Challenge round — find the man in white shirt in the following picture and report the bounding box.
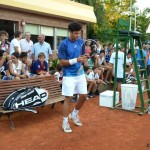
[20,32,33,59]
[109,48,124,99]
[9,31,22,55]
[31,34,52,63]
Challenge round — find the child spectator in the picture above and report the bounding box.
[84,66,96,98]
[8,52,28,79]
[54,64,63,84]
[20,52,33,76]
[31,52,50,76]
[0,50,11,80]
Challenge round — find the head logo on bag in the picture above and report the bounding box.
[3,87,49,113]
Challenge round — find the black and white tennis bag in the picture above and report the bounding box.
[3,87,49,113]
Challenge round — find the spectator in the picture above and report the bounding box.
[107,43,113,52]
[135,48,147,78]
[8,52,28,79]
[20,32,33,59]
[84,51,97,69]
[0,50,11,80]
[31,52,50,76]
[54,64,63,84]
[109,48,124,100]
[20,52,33,76]
[31,34,52,64]
[126,49,132,65]
[96,50,112,83]
[105,49,113,63]
[96,40,102,54]
[10,31,22,55]
[85,40,91,55]
[0,30,9,53]
[84,66,96,98]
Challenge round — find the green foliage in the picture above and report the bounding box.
[71,0,150,42]
[136,8,150,41]
[49,59,59,71]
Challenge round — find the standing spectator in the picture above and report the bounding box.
[0,30,9,54]
[31,34,52,64]
[9,31,22,55]
[20,32,33,59]
[109,48,124,100]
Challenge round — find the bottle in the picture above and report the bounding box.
[148,104,150,114]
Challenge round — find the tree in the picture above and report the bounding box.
[71,0,149,43]
[136,8,150,41]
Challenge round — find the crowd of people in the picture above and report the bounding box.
[0,30,52,80]
[0,29,150,94]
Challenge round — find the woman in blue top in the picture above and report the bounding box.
[58,22,88,133]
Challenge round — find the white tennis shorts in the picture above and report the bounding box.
[62,74,87,96]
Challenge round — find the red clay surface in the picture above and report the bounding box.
[0,95,150,150]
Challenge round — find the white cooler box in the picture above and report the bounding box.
[99,90,119,107]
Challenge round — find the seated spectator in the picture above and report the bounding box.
[85,41,91,55]
[105,49,113,64]
[125,64,136,84]
[0,50,11,80]
[84,66,96,98]
[8,52,28,79]
[20,52,34,77]
[84,51,97,69]
[96,40,102,54]
[96,50,112,83]
[54,64,63,84]
[31,52,50,76]
[126,49,132,65]
[0,30,9,54]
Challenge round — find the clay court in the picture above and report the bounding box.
[0,95,150,150]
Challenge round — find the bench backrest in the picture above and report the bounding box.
[0,75,64,108]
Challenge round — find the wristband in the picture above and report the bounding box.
[69,58,77,65]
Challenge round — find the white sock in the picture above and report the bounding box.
[72,108,79,116]
[63,117,68,123]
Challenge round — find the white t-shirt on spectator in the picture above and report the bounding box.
[1,43,8,51]
[126,56,132,64]
[31,41,52,63]
[86,71,99,80]
[109,51,124,78]
[99,56,105,65]
[20,39,33,58]
[10,38,21,55]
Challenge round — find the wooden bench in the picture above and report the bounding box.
[0,75,65,128]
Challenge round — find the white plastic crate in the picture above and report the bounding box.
[99,90,119,107]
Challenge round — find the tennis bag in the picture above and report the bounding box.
[3,87,49,113]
